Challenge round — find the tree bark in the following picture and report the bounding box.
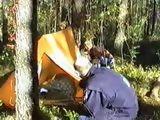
[74,0,83,13]
[151,0,156,35]
[0,0,2,42]
[15,0,34,119]
[0,0,3,53]
[54,0,58,32]
[31,0,39,119]
[114,0,128,56]
[146,0,150,36]
[0,1,8,54]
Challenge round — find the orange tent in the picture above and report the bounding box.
[0,27,83,108]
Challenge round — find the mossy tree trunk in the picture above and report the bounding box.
[114,0,128,56]
[15,0,35,119]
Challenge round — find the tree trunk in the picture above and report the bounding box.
[31,0,39,119]
[114,0,128,56]
[0,1,8,53]
[0,0,3,53]
[54,0,57,32]
[151,0,156,35]
[146,0,150,36]
[0,0,2,42]
[15,0,34,119]
[74,0,83,13]
[100,19,104,47]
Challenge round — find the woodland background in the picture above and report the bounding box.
[0,0,160,120]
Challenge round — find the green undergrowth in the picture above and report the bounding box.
[115,58,160,120]
[0,101,79,120]
[0,58,160,119]
[115,59,160,96]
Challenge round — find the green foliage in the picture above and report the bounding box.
[0,113,14,120]
[126,17,146,45]
[0,59,160,119]
[38,1,56,34]
[128,46,140,62]
[40,105,62,120]
[0,47,14,67]
[40,102,79,120]
[0,105,15,120]
[124,44,140,63]
[63,108,79,120]
[115,58,160,119]
[0,0,160,119]
[115,58,160,96]
[105,3,119,22]
[83,1,119,43]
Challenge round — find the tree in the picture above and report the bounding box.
[0,0,8,54]
[0,0,2,42]
[0,0,3,53]
[114,0,128,56]
[151,0,156,35]
[15,0,38,119]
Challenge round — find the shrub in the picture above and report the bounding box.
[115,58,160,96]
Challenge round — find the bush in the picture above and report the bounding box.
[115,59,160,96]
[40,102,79,120]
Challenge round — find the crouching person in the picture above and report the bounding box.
[74,56,138,120]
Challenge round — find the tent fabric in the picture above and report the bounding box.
[0,27,82,108]
[37,27,81,84]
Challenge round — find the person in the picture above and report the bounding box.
[89,46,115,69]
[74,56,138,120]
[80,40,115,69]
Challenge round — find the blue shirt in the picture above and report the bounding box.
[80,67,138,120]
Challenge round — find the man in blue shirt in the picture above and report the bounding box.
[74,56,138,120]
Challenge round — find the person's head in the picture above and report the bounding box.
[74,55,92,77]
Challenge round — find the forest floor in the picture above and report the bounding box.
[0,64,160,120]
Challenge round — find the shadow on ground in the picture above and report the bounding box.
[1,91,160,120]
[137,96,160,120]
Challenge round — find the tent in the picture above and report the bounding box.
[0,27,83,108]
